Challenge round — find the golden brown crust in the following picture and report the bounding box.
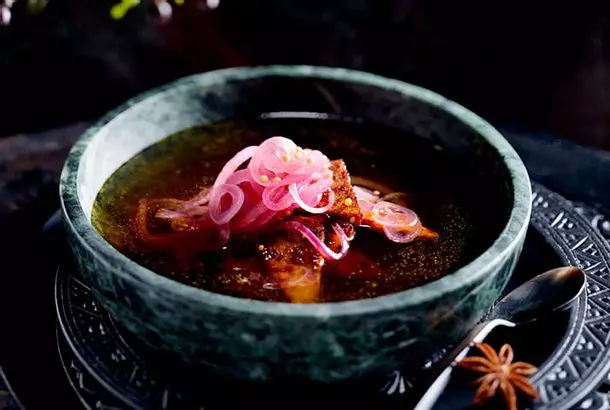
[325,159,362,224]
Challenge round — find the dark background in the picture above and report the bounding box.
[1,0,610,150]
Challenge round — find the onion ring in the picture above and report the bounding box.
[208,184,245,225]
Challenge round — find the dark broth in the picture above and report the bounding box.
[92,115,495,302]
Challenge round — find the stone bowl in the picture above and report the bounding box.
[59,66,531,383]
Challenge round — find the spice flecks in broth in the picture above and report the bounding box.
[92,116,483,303]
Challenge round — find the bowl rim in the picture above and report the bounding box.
[60,65,532,318]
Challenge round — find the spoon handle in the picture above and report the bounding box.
[412,318,515,410]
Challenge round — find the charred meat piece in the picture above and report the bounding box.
[324,160,362,224]
[259,216,328,303]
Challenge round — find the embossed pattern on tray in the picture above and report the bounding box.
[528,185,610,410]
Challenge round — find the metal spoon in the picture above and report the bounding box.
[412,266,586,410]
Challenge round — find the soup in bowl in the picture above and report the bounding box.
[60,66,531,383]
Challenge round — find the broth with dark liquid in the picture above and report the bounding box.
[92,115,495,302]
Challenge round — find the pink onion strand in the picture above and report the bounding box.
[353,186,379,202]
[288,183,334,214]
[208,184,245,225]
[383,221,422,243]
[212,146,257,188]
[284,221,350,260]
[372,201,419,229]
[355,186,422,244]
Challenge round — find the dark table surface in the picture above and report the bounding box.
[1,122,610,409]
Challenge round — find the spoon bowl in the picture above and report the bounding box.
[491,266,586,324]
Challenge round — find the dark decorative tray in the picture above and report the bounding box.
[4,181,610,410]
[53,182,610,410]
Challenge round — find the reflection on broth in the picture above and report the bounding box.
[92,115,493,303]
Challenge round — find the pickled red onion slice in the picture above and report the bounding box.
[285,221,349,260]
[383,220,422,243]
[289,183,334,214]
[213,146,257,187]
[354,186,424,244]
[353,186,379,203]
[262,185,294,211]
[208,184,245,225]
[372,201,419,229]
[225,169,252,186]
[248,137,332,187]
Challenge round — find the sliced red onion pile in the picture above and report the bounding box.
[154,137,336,244]
[354,186,422,243]
[146,136,425,263]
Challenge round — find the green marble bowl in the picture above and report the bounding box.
[59,66,531,383]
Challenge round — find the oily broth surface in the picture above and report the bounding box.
[92,117,488,302]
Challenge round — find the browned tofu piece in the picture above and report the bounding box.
[325,159,362,224]
[260,216,326,303]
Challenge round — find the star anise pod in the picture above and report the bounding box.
[457,343,538,410]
